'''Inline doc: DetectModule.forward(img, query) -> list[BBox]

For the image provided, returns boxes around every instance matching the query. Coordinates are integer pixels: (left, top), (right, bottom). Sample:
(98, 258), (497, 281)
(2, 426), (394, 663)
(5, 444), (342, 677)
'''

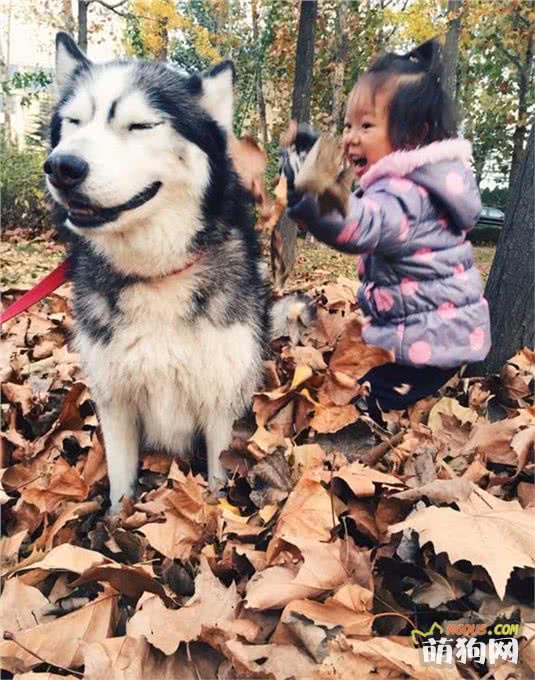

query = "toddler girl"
(285, 40), (490, 418)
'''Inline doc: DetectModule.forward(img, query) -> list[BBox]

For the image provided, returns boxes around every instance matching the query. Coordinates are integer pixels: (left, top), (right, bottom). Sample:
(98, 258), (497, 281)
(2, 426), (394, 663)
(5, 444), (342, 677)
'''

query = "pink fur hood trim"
(359, 138), (473, 190)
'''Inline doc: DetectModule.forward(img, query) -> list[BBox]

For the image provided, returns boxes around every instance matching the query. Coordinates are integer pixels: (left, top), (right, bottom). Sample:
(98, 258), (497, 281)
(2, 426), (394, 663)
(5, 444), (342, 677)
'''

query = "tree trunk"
(1, 2), (13, 141)
(156, 19), (169, 61)
(63, 0), (76, 34)
(331, 0), (348, 133)
(476, 122), (534, 374)
(443, 0), (462, 102)
(251, 0), (268, 147)
(78, 0), (88, 52)
(508, 29), (534, 187)
(291, 0), (318, 123)
(272, 1), (318, 289)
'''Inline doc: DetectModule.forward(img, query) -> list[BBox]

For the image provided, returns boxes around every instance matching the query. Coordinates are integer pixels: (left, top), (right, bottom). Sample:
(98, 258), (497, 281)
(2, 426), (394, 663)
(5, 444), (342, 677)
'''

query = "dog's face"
(46, 33), (235, 235)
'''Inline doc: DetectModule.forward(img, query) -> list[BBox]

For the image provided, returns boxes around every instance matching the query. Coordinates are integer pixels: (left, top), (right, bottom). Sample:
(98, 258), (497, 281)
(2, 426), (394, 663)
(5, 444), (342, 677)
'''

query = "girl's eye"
(128, 122), (162, 131)
(343, 122), (351, 131)
(362, 122), (373, 130)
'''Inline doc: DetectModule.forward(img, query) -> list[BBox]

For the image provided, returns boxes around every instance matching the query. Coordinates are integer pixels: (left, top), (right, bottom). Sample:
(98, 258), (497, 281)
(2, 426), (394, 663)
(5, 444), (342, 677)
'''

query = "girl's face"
(343, 81), (394, 180)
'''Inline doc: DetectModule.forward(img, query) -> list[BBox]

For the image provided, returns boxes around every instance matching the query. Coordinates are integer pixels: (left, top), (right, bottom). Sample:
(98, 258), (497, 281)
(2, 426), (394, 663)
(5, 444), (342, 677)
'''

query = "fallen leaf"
(15, 544), (109, 576)
(333, 461), (404, 498)
(127, 556), (238, 654)
(1, 383), (34, 415)
(260, 174), (287, 233)
(229, 134), (267, 196)
(13, 673), (78, 679)
(319, 319), (394, 405)
(21, 458), (88, 513)
(411, 569), (465, 607)
(517, 482), (535, 508)
(0, 579), (50, 635)
(291, 444), (325, 475)
(248, 451), (293, 507)
(511, 426), (535, 472)
(310, 402), (360, 434)
(0, 589), (116, 673)
(392, 478), (474, 505)
(0, 529), (28, 571)
(313, 635), (461, 679)
(225, 639), (316, 680)
(34, 500), (101, 551)
(139, 470), (215, 560)
(346, 499), (381, 541)
(71, 563), (175, 606)
(248, 425), (289, 459)
(266, 471), (334, 562)
(82, 636), (223, 680)
(464, 412), (535, 466)
(282, 582), (374, 641)
(428, 397), (479, 435)
(390, 504), (535, 598)
(246, 539), (350, 610)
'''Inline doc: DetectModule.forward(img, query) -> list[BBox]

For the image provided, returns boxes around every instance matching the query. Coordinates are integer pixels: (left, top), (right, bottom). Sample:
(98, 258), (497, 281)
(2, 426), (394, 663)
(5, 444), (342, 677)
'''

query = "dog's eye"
(65, 117), (80, 125)
(128, 122), (161, 131)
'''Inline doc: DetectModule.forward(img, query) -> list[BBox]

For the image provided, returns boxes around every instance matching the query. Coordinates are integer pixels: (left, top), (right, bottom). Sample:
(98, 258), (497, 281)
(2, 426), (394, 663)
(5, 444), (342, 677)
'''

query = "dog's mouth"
(64, 181), (162, 228)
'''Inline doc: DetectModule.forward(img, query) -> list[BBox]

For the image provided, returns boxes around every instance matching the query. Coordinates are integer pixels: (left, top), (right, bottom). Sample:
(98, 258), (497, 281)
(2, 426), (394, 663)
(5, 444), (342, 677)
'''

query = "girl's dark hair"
(365, 39), (457, 148)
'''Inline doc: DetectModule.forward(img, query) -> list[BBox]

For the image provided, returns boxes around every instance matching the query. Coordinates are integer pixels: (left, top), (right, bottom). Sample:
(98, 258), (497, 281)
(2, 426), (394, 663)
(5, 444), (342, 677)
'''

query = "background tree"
(477, 122), (534, 374)
(459, 0), (535, 192)
(291, 0), (318, 123)
(330, 0), (348, 133)
(442, 0), (462, 101)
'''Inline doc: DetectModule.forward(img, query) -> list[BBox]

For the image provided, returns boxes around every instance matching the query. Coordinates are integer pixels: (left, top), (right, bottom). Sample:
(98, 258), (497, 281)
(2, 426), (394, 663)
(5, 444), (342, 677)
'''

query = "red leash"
(0, 251), (206, 325)
(1, 259), (69, 325)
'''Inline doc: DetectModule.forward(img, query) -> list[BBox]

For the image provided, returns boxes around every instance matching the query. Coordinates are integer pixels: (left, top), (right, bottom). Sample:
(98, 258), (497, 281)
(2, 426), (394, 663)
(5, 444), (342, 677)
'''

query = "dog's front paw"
(108, 486), (135, 516)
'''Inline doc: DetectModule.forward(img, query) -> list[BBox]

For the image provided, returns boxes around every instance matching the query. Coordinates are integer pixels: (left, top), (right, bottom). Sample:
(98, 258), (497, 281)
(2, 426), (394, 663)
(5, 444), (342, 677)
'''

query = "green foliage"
(480, 187), (509, 212)
(1, 70), (52, 107)
(458, 0), (535, 187)
(125, 15), (148, 59)
(0, 135), (51, 232)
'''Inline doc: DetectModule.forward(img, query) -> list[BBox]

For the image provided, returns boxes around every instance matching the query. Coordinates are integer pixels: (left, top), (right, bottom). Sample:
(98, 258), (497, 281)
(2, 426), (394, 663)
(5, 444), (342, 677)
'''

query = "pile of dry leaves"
(1, 270), (535, 679)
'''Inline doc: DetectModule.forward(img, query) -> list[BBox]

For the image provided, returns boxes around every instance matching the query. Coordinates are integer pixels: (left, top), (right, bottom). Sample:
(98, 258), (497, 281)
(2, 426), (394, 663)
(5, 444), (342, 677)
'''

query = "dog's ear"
(198, 61), (235, 133)
(55, 32), (91, 91)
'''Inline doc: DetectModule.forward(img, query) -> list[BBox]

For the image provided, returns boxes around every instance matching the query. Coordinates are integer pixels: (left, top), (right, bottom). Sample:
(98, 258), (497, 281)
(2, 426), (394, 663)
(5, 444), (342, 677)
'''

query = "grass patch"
(1, 233), (496, 293)
(288, 238), (495, 289)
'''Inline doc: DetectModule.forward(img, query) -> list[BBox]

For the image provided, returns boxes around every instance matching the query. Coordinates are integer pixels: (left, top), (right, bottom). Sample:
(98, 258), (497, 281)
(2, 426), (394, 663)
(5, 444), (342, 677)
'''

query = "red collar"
(149, 250), (204, 282)
(1, 251), (205, 324)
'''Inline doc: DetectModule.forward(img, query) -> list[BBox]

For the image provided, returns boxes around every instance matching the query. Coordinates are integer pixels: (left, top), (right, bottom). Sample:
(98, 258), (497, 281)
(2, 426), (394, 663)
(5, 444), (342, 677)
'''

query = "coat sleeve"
(287, 188), (413, 256)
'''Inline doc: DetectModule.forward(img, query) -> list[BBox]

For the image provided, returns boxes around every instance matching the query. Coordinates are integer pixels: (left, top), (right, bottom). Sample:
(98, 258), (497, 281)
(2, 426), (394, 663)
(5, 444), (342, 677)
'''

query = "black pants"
(359, 363), (459, 421)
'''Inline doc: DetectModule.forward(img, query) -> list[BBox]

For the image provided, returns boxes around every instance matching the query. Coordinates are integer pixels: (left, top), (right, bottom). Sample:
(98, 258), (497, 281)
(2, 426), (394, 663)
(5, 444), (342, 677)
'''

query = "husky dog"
(46, 33), (288, 510)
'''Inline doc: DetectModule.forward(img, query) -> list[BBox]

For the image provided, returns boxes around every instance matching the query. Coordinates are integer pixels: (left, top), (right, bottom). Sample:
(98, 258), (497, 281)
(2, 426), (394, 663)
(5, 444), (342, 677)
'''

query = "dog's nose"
(44, 154), (89, 189)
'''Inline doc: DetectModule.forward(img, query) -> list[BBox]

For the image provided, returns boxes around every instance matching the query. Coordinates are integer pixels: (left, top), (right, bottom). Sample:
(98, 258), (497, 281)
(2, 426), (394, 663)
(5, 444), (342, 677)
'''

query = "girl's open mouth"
(350, 156), (368, 179)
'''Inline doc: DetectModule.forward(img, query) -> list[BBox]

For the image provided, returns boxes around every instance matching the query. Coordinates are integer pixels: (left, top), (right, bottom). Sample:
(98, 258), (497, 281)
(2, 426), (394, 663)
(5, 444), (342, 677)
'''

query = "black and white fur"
(46, 33), (278, 510)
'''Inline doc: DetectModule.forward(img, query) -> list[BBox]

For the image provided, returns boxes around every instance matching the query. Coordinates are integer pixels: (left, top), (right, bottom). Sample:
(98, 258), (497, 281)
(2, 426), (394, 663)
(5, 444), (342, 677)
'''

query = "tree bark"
(331, 0), (348, 133)
(156, 19), (169, 61)
(508, 27), (534, 187)
(63, 0), (76, 34)
(272, 1), (318, 289)
(291, 0), (318, 123)
(442, 0), (462, 102)
(251, 0), (268, 147)
(476, 122), (534, 374)
(78, 0), (88, 51)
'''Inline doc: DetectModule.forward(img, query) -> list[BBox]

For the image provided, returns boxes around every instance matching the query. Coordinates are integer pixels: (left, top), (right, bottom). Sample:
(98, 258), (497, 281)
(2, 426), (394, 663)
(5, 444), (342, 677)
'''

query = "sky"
(0, 0), (123, 70)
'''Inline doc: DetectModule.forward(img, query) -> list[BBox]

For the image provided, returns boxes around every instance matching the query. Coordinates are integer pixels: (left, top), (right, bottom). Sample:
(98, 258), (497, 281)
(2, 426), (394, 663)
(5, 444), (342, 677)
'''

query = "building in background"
(1, 0), (125, 144)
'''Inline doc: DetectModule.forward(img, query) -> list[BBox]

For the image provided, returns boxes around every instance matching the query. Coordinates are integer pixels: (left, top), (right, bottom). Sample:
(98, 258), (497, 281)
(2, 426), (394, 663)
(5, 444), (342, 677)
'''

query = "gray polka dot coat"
(287, 139), (491, 368)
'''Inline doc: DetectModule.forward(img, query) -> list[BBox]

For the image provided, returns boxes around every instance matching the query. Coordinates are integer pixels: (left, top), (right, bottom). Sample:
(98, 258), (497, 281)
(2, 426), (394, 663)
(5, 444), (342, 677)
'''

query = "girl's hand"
(280, 123), (320, 190)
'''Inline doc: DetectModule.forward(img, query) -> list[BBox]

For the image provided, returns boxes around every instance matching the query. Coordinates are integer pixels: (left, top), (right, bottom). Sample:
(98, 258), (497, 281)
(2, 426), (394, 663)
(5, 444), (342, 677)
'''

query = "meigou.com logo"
(412, 622), (521, 666)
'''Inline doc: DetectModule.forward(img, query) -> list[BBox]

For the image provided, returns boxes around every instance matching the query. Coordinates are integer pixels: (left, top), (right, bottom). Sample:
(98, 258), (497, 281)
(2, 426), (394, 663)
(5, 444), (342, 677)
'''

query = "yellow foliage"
(128, 0), (221, 62)
(385, 0), (445, 47)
